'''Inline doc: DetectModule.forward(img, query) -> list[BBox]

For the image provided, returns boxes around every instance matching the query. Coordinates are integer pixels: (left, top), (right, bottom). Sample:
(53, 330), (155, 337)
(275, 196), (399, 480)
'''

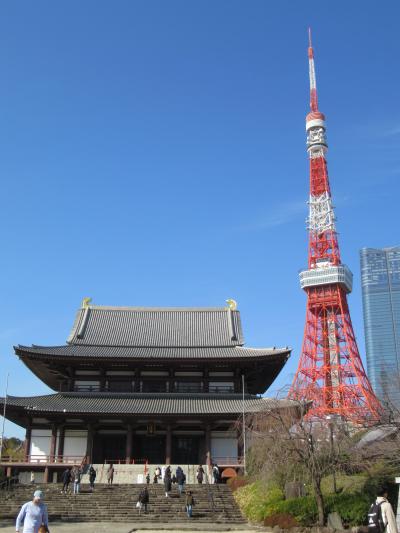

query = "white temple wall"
(211, 431), (238, 460)
(63, 430), (87, 463)
(30, 429), (52, 463)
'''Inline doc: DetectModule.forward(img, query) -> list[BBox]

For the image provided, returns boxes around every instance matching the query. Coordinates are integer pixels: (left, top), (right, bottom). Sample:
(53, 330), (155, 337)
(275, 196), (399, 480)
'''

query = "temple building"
(0, 300), (290, 480)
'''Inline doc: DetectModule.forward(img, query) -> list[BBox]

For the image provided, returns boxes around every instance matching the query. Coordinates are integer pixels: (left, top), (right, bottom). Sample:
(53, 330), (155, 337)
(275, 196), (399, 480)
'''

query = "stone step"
(2, 483), (245, 524)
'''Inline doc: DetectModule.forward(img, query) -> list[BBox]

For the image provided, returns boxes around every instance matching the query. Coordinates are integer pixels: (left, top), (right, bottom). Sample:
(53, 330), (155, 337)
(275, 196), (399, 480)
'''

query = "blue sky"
(1, 1), (399, 439)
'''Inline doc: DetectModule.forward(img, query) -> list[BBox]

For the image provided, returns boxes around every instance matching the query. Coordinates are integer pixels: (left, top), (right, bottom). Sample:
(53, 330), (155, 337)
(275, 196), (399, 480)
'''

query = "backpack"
(368, 501), (386, 533)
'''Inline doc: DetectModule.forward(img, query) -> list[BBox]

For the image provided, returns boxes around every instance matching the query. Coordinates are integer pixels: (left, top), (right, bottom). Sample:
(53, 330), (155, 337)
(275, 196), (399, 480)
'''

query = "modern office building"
(360, 247), (400, 409)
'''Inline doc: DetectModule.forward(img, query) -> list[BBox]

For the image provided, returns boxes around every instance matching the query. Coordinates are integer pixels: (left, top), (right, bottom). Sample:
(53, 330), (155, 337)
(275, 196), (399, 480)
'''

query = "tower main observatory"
(289, 31), (382, 424)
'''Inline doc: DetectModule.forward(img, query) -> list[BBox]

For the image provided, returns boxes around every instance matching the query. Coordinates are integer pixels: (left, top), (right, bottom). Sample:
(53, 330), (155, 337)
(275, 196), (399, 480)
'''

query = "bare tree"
(241, 398), (380, 526)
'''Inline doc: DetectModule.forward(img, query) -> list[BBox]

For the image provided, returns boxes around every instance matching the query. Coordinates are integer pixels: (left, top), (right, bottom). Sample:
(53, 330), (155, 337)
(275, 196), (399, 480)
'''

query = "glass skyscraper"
(360, 246), (400, 409)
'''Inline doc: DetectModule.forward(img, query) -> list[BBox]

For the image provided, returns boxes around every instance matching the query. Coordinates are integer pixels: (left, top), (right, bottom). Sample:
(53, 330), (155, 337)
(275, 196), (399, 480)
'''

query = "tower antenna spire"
(308, 27), (318, 112)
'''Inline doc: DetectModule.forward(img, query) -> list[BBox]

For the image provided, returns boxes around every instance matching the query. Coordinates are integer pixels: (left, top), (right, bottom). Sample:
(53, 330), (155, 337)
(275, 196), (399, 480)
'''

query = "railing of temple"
(72, 384), (236, 394)
(0, 455), (85, 465)
(104, 458), (148, 465)
(212, 456), (244, 466)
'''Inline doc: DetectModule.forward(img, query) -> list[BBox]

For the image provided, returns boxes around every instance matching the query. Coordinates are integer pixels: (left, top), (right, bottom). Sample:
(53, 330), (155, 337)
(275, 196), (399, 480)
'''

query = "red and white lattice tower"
(288, 31), (382, 424)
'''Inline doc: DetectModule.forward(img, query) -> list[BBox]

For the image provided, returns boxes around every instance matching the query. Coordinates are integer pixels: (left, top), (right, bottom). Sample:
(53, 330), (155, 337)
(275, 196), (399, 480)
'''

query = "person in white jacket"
(376, 486), (398, 533)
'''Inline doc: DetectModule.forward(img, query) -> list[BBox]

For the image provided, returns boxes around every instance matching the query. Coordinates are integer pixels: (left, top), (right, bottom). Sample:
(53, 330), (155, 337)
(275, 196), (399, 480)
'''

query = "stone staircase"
(1, 483), (246, 524)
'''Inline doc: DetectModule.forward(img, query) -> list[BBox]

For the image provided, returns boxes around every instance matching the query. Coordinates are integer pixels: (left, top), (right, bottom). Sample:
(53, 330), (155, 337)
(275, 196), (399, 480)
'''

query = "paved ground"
(0, 522), (263, 533)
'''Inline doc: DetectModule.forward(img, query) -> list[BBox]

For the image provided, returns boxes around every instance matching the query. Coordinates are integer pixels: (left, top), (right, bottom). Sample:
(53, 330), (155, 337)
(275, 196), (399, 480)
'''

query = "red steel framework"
(288, 31), (382, 424)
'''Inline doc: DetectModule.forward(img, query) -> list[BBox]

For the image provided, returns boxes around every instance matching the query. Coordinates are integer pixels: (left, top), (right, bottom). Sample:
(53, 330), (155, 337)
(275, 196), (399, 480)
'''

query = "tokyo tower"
(289, 31), (382, 424)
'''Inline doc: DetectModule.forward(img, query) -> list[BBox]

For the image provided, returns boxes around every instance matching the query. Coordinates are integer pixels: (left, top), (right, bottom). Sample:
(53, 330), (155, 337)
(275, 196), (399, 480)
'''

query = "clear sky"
(1, 1), (399, 439)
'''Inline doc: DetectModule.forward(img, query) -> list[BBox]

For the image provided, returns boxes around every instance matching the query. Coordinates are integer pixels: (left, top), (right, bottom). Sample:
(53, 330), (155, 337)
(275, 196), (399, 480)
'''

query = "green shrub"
(234, 482), (284, 522)
(325, 492), (371, 526)
(267, 496), (318, 525)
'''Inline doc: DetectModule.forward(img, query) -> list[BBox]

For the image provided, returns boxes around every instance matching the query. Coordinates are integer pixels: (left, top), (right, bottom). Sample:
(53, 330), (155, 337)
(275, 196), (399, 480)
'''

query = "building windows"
(360, 247), (400, 408)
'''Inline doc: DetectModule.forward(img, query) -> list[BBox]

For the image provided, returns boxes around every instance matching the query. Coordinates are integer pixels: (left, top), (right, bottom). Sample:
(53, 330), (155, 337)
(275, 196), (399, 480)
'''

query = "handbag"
(136, 501), (141, 508)
(38, 526), (48, 533)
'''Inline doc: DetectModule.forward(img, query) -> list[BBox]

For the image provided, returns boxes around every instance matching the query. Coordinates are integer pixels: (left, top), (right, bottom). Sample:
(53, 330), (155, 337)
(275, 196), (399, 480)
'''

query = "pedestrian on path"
(212, 464), (220, 484)
(176, 467), (185, 497)
(185, 490), (195, 518)
(61, 468), (71, 494)
(89, 465), (96, 492)
(196, 465), (205, 484)
(107, 464), (115, 486)
(137, 486), (149, 515)
(72, 466), (82, 494)
(369, 485), (398, 533)
(16, 489), (50, 533)
(164, 468), (172, 498)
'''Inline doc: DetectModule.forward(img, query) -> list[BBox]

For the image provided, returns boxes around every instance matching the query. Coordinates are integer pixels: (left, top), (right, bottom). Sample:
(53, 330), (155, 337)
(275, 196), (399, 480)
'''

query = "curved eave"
(0, 393), (296, 427)
(15, 345), (291, 394)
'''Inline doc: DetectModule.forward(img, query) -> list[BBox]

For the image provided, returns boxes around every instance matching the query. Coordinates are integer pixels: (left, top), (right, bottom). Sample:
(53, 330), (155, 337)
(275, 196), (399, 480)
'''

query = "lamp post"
(0, 373), (10, 466)
(326, 415), (337, 493)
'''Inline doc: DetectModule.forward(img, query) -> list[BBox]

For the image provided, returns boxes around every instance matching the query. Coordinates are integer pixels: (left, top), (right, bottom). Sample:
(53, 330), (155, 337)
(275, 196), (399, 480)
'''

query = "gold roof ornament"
(81, 297), (92, 309)
(226, 299), (238, 311)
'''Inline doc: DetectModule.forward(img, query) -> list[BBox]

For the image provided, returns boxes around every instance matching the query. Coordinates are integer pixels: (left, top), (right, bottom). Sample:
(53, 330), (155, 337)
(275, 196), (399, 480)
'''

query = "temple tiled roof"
(1, 393), (295, 416)
(67, 306), (244, 347)
(16, 344), (289, 360)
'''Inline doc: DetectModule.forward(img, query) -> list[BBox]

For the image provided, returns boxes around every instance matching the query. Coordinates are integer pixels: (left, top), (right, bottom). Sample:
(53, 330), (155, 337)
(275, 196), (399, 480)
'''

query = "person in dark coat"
(196, 465), (205, 484)
(89, 466), (96, 492)
(164, 469), (172, 497)
(61, 468), (71, 494)
(185, 490), (195, 518)
(153, 472), (158, 484)
(137, 487), (149, 515)
(176, 467), (185, 497)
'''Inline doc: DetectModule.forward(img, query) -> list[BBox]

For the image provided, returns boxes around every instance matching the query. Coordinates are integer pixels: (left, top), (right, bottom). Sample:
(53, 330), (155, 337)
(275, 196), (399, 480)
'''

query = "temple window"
(74, 380), (100, 392)
(209, 381), (234, 393)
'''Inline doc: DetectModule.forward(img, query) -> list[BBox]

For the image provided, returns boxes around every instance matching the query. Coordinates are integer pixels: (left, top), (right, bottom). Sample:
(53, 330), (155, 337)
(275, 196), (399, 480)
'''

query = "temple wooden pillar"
(49, 425), (57, 463)
(85, 424), (94, 464)
(165, 424), (172, 464)
(126, 424), (133, 464)
(57, 425), (65, 462)
(24, 425), (32, 461)
(205, 424), (211, 466)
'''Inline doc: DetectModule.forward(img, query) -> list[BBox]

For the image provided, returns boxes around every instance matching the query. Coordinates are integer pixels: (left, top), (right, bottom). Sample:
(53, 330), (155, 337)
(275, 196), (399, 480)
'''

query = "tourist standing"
(185, 490), (195, 518)
(164, 468), (172, 498)
(61, 468), (71, 494)
(89, 465), (96, 492)
(30, 472), (35, 485)
(73, 467), (81, 494)
(369, 485), (398, 533)
(137, 486), (149, 515)
(212, 464), (220, 484)
(176, 467), (185, 497)
(196, 465), (205, 484)
(155, 466), (161, 479)
(145, 472), (150, 484)
(16, 489), (49, 533)
(153, 472), (158, 484)
(107, 464), (115, 486)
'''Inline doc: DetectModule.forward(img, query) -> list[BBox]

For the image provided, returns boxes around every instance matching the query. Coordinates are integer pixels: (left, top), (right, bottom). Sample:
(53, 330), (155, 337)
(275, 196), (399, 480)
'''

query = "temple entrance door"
(136, 436), (166, 464)
(172, 436), (200, 464)
(92, 434), (126, 463)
